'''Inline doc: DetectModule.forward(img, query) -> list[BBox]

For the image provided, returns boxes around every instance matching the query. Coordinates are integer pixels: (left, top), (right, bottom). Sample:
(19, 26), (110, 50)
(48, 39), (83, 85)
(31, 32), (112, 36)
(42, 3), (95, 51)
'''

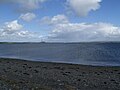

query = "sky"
(0, 0), (120, 42)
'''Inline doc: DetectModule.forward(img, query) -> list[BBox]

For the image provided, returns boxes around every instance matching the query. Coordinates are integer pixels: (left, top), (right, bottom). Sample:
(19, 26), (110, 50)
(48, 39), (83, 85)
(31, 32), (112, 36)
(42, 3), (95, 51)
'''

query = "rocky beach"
(0, 58), (120, 90)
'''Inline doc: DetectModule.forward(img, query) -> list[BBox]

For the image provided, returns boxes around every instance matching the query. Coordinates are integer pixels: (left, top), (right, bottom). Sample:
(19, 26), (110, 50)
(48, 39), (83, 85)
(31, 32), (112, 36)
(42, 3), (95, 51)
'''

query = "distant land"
(1, 41), (120, 44)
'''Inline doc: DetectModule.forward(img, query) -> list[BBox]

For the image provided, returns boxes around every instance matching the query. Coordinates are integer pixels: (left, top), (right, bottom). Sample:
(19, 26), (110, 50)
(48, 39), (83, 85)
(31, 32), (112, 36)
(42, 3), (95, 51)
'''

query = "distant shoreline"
(1, 41), (120, 44)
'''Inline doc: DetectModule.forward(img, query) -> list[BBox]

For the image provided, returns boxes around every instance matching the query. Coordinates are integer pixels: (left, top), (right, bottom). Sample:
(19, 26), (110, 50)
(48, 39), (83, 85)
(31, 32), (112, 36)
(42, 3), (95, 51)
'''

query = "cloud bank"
(0, 20), (41, 42)
(41, 15), (120, 42)
(49, 23), (120, 42)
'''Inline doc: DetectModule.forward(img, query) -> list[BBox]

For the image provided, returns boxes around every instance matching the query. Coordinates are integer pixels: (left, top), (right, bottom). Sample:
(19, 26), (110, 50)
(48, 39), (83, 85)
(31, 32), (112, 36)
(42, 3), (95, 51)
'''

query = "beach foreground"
(0, 58), (120, 90)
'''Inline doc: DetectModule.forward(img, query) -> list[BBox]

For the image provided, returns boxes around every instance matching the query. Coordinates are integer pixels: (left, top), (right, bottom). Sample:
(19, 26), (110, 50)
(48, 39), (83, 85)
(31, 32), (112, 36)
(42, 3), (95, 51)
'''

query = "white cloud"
(20, 13), (36, 22)
(0, 20), (42, 42)
(41, 15), (120, 42)
(40, 14), (69, 25)
(49, 23), (120, 42)
(3, 20), (23, 34)
(67, 0), (102, 17)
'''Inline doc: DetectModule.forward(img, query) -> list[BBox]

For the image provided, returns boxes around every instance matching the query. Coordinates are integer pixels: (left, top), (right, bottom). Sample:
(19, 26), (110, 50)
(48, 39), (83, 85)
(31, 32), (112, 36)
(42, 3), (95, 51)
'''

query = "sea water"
(0, 43), (120, 66)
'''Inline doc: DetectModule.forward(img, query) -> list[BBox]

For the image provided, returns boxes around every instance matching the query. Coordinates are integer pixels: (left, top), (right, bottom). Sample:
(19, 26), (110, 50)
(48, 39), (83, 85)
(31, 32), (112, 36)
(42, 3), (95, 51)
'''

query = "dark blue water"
(0, 43), (120, 66)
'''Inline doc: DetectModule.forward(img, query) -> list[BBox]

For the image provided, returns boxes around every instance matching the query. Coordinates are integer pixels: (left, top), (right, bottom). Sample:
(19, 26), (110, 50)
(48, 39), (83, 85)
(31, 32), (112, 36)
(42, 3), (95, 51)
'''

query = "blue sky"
(0, 0), (120, 42)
